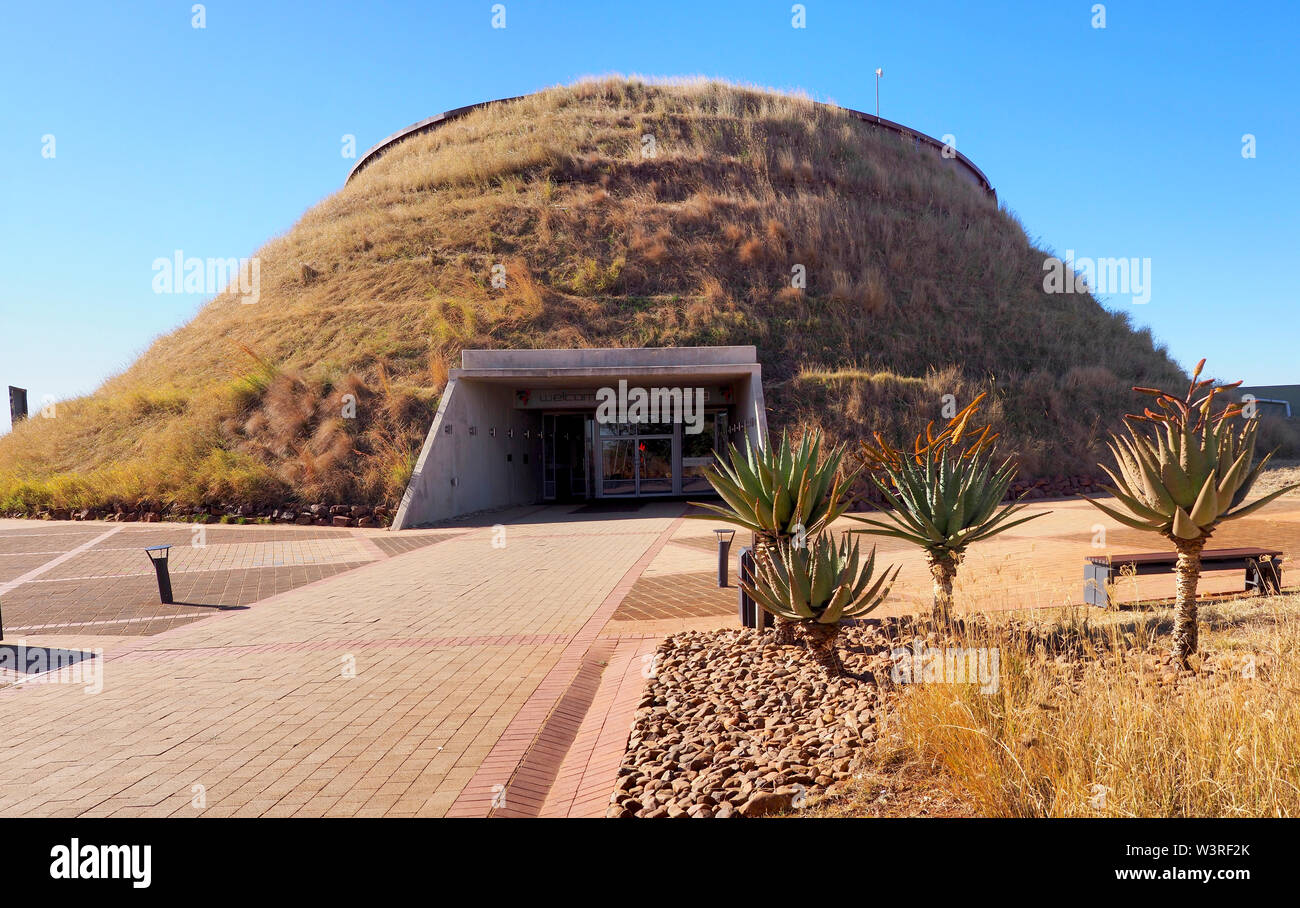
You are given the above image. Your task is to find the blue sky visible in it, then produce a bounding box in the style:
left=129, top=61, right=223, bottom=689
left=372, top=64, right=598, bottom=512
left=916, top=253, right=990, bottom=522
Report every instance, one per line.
left=1, top=0, right=1296, bottom=432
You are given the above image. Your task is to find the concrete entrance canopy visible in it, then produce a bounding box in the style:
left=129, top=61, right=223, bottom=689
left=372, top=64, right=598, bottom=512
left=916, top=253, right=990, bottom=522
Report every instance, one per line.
left=392, top=346, right=767, bottom=529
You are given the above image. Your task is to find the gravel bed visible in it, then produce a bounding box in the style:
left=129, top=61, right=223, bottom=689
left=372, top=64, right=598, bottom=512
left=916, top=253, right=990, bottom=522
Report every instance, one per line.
left=610, top=624, right=897, bottom=818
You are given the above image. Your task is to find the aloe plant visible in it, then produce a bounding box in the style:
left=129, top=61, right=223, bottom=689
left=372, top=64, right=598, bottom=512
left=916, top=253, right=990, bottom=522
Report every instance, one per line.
left=849, top=393, right=1044, bottom=624
left=742, top=534, right=899, bottom=675
left=1088, top=359, right=1299, bottom=663
left=689, top=429, right=858, bottom=540
left=691, top=429, right=859, bottom=644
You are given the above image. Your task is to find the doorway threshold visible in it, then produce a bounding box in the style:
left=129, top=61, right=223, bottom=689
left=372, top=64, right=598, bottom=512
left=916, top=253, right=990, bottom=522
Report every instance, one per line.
left=568, top=501, right=647, bottom=515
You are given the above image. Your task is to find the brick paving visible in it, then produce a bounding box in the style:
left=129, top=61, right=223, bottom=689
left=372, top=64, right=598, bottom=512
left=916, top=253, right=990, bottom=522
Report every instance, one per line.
left=0, top=521, right=448, bottom=636
left=538, top=635, right=660, bottom=818
left=0, top=506, right=685, bottom=817
left=611, top=567, right=733, bottom=621
left=446, top=509, right=683, bottom=817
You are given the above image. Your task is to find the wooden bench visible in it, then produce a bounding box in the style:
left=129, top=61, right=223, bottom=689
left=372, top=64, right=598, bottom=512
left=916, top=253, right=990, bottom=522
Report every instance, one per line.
left=1084, top=547, right=1283, bottom=607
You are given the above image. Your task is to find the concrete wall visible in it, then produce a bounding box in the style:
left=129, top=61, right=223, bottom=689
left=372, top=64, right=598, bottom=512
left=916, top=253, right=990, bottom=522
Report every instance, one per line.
left=346, top=97, right=996, bottom=202
left=734, top=370, right=769, bottom=450
left=392, top=346, right=768, bottom=529
left=461, top=346, right=760, bottom=370
left=393, top=379, right=541, bottom=529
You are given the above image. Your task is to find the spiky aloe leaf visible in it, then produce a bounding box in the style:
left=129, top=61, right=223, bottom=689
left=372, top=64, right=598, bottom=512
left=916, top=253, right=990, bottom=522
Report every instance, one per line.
left=1087, top=493, right=1166, bottom=532
left=853, top=443, right=1043, bottom=558
left=1171, top=506, right=1202, bottom=540
left=1097, top=367, right=1296, bottom=545
left=1219, top=482, right=1300, bottom=522
left=1188, top=473, right=1219, bottom=528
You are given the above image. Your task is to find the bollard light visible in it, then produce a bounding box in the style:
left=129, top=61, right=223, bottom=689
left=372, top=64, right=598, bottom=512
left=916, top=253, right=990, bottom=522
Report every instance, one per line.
left=145, top=545, right=174, bottom=604
left=713, top=529, right=736, bottom=587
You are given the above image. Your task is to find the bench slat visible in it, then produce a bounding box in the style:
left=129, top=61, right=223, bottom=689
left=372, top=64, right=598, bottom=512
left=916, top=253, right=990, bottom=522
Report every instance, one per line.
left=1087, top=547, right=1281, bottom=566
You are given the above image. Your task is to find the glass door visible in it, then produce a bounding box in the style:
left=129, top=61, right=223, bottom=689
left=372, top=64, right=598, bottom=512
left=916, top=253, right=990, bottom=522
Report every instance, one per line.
left=636, top=436, right=674, bottom=494
left=601, top=437, right=636, bottom=496
left=544, top=413, right=590, bottom=500
left=598, top=420, right=678, bottom=496
left=682, top=410, right=727, bottom=493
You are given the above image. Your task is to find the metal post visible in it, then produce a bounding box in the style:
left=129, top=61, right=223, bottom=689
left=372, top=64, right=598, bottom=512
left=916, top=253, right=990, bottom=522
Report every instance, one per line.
left=146, top=545, right=174, bottom=604
left=737, top=546, right=770, bottom=629
left=737, top=546, right=754, bottom=626
left=713, top=529, right=735, bottom=587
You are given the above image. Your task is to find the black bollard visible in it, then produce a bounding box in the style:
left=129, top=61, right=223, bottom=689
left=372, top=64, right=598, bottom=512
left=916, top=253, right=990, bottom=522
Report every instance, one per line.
left=145, top=545, right=174, bottom=604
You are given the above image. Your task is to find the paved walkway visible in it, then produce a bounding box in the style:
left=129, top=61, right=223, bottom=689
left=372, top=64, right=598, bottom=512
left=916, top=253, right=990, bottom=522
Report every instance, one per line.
left=0, top=504, right=683, bottom=817
left=0, top=521, right=452, bottom=636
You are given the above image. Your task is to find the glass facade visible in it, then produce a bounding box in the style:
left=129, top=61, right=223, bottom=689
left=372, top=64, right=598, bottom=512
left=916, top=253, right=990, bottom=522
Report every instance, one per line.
left=681, top=411, right=726, bottom=494
left=542, top=410, right=728, bottom=500
left=636, top=437, right=674, bottom=494
left=600, top=439, right=636, bottom=496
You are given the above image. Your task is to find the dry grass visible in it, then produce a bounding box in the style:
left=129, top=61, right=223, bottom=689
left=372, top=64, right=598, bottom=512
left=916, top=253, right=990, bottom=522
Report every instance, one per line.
left=0, top=76, right=1199, bottom=512
left=1256, top=458, right=1300, bottom=499
left=827, top=593, right=1300, bottom=817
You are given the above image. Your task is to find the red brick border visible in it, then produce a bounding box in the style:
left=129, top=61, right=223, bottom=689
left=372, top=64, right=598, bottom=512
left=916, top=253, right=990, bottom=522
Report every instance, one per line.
left=538, top=635, right=661, bottom=817
left=446, top=510, right=685, bottom=818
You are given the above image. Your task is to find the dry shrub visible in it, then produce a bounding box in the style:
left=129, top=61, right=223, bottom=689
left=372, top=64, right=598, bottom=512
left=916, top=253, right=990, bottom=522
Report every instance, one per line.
left=262, top=372, right=317, bottom=452
left=687, top=276, right=731, bottom=327
left=679, top=192, right=719, bottom=225
left=775, top=285, right=804, bottom=306
left=774, top=148, right=796, bottom=181
left=862, top=268, right=889, bottom=314
left=506, top=258, right=548, bottom=321
left=737, top=236, right=769, bottom=268
left=428, top=349, right=453, bottom=391
left=632, top=228, right=674, bottom=267
left=700, top=275, right=729, bottom=308
left=829, top=269, right=855, bottom=304
left=1062, top=364, right=1121, bottom=395
left=764, top=217, right=790, bottom=249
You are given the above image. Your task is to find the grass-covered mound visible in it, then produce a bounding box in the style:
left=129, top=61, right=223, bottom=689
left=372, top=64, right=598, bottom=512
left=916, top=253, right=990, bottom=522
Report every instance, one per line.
left=0, top=77, right=1191, bottom=516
